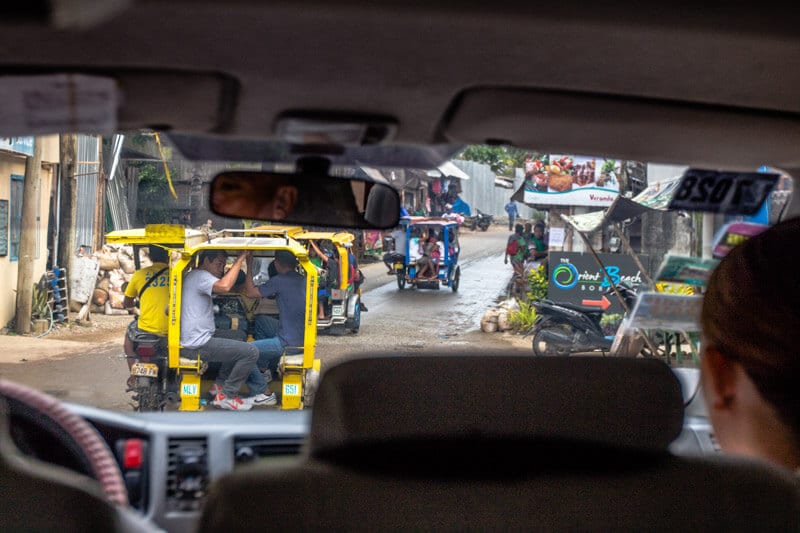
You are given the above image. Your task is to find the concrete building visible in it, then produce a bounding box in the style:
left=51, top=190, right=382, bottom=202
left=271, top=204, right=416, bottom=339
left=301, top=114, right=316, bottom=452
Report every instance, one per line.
left=0, top=136, right=60, bottom=328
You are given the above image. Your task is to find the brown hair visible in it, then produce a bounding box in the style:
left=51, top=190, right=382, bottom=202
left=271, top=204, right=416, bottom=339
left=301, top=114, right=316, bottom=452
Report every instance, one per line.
left=701, top=217, right=800, bottom=439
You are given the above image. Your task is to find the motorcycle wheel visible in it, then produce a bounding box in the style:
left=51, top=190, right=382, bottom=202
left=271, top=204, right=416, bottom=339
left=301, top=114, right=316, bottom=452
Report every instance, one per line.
left=134, top=377, right=162, bottom=412
left=478, top=221, right=490, bottom=231
left=348, top=302, right=361, bottom=333
left=532, top=320, right=575, bottom=357
left=451, top=266, right=460, bottom=292
left=397, top=272, right=406, bottom=289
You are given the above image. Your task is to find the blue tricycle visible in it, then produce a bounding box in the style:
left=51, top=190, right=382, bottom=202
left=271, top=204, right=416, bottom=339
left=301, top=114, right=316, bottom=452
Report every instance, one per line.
left=389, top=217, right=461, bottom=292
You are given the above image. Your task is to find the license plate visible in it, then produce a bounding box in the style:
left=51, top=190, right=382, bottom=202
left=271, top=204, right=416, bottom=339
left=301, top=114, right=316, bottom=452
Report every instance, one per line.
left=131, top=363, right=159, bottom=378
left=330, top=289, right=345, bottom=300
left=394, top=263, right=403, bottom=269
left=332, top=305, right=344, bottom=315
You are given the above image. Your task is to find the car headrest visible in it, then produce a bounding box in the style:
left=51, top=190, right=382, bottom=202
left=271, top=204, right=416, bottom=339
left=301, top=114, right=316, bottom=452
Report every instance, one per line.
left=309, top=355, right=684, bottom=456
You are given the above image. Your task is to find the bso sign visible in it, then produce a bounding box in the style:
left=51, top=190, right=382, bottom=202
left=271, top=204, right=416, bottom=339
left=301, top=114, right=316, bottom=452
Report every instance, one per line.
left=668, top=168, right=779, bottom=215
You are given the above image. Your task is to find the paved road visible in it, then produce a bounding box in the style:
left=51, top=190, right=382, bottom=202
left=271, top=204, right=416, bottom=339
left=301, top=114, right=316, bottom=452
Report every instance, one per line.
left=0, top=227, right=522, bottom=411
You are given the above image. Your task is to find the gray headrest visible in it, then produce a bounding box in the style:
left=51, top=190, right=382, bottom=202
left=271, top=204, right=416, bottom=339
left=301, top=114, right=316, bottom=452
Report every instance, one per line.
left=310, top=354, right=683, bottom=455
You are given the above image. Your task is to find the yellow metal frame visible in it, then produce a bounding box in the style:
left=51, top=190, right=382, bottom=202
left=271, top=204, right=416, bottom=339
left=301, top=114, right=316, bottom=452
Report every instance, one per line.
left=105, top=226, right=320, bottom=411
left=294, top=230, right=356, bottom=291
left=105, top=224, right=207, bottom=247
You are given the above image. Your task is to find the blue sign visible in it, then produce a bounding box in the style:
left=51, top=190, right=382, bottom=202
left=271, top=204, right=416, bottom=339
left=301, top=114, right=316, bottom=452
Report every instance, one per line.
left=0, top=137, right=34, bottom=156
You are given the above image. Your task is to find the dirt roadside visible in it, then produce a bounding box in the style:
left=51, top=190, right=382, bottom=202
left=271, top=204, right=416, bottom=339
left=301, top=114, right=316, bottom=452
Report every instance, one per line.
left=0, top=224, right=525, bottom=364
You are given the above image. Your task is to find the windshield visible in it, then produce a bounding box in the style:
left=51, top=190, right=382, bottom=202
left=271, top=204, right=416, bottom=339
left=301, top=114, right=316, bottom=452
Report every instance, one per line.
left=0, top=134, right=792, bottom=411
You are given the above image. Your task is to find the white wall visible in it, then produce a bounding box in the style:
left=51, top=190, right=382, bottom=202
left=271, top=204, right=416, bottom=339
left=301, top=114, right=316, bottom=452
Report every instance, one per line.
left=452, top=160, right=542, bottom=221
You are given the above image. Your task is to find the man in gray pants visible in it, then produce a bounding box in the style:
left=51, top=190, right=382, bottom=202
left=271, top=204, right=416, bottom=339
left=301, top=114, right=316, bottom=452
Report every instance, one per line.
left=180, top=249, right=267, bottom=411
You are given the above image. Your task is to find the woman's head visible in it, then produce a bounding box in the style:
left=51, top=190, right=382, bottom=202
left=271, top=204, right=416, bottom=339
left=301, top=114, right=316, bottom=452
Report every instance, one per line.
left=701, top=217, right=800, bottom=466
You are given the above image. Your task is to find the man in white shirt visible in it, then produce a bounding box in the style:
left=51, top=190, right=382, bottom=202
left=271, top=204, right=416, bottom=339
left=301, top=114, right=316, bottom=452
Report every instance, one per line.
left=181, top=250, right=272, bottom=411
left=382, top=226, right=407, bottom=275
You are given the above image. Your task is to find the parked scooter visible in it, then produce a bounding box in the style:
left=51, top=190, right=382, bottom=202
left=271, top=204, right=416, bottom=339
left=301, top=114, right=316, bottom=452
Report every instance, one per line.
left=463, top=209, right=493, bottom=231
left=475, top=209, right=493, bottom=231
left=529, top=283, right=639, bottom=356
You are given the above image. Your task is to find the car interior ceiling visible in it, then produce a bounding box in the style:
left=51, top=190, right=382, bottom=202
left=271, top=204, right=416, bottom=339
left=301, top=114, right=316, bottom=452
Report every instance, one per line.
left=2, top=3, right=800, bottom=167
left=3, top=2, right=800, bottom=532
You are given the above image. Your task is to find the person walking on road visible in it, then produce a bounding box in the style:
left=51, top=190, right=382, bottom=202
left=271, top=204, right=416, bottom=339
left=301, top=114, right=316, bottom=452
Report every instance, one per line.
left=504, top=224, right=528, bottom=275
left=505, top=200, right=519, bottom=231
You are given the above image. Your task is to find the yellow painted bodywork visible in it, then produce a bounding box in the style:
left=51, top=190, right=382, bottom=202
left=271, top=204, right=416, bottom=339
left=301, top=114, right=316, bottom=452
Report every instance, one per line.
left=294, top=230, right=356, bottom=291
left=105, top=227, right=320, bottom=411
left=105, top=224, right=207, bottom=247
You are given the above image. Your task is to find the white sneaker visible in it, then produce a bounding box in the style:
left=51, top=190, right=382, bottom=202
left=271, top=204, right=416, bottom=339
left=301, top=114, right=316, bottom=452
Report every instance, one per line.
left=212, top=393, right=253, bottom=411
left=248, top=392, right=277, bottom=406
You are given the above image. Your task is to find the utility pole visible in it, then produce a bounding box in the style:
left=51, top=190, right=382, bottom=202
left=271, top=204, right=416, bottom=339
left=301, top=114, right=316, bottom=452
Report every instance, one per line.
left=57, top=134, right=78, bottom=280
left=93, top=136, right=105, bottom=251
left=14, top=138, right=43, bottom=334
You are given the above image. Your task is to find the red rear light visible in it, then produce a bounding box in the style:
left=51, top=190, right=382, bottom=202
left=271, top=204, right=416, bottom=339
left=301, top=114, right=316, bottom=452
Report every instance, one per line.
left=123, top=439, right=144, bottom=469
left=136, top=345, right=156, bottom=357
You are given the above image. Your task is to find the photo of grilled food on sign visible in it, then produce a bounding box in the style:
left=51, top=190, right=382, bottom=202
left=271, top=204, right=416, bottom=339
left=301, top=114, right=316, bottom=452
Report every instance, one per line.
left=547, top=157, right=574, bottom=192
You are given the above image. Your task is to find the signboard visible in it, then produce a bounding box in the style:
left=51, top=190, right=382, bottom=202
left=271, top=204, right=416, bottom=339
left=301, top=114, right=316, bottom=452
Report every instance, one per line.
left=0, top=137, right=34, bottom=156
left=0, top=199, right=7, bottom=256
left=523, top=155, right=621, bottom=207
left=548, top=227, right=565, bottom=248
left=667, top=168, right=779, bottom=215
left=628, top=292, right=704, bottom=332
left=548, top=251, right=647, bottom=315
left=711, top=221, right=769, bottom=259
left=655, top=255, right=719, bottom=287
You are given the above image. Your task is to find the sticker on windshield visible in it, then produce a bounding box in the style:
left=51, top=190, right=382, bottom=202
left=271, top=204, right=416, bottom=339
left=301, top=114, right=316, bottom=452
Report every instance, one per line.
left=655, top=255, right=719, bottom=287
left=711, top=221, right=769, bottom=258
left=627, top=292, right=703, bottom=332
left=667, top=168, right=779, bottom=215
left=0, top=74, right=118, bottom=136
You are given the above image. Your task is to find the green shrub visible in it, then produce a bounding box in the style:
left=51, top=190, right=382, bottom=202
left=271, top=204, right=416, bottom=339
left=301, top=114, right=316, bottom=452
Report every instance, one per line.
left=600, top=313, right=623, bottom=336
left=508, top=302, right=537, bottom=332
left=526, top=265, right=548, bottom=302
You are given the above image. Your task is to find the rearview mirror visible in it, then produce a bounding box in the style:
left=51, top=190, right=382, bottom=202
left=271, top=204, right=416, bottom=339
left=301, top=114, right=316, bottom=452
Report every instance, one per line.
left=210, top=171, right=401, bottom=229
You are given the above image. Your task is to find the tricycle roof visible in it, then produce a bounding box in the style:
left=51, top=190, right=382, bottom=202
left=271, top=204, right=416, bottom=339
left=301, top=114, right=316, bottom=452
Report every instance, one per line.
left=186, top=236, right=309, bottom=257
left=403, top=217, right=459, bottom=228
left=105, top=224, right=206, bottom=246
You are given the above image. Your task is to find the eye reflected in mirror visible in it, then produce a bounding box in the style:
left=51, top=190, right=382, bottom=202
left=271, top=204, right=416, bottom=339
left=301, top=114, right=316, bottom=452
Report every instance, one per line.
left=210, top=171, right=400, bottom=229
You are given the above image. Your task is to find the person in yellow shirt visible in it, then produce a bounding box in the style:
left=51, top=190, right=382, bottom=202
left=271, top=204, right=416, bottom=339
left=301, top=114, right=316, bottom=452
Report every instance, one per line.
left=122, top=246, right=170, bottom=366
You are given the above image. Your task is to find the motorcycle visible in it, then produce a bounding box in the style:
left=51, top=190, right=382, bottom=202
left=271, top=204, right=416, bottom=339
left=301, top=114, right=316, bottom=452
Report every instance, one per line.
left=463, top=209, right=493, bottom=231
left=127, top=332, right=172, bottom=412
left=529, top=283, right=640, bottom=357
left=475, top=209, right=493, bottom=231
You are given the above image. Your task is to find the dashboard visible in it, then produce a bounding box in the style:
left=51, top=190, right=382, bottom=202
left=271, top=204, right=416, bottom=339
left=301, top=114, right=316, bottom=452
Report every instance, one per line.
left=19, top=366, right=714, bottom=533
left=66, top=405, right=309, bottom=533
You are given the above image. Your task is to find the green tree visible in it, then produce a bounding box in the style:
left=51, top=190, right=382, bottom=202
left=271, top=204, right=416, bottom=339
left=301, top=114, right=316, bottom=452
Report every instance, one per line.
left=457, top=145, right=538, bottom=177
left=132, top=161, right=178, bottom=224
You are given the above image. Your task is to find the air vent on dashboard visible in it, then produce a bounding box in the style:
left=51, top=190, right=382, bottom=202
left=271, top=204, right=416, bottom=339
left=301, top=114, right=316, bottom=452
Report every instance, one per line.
left=166, top=437, right=208, bottom=512
left=233, top=437, right=304, bottom=466
left=708, top=432, right=722, bottom=452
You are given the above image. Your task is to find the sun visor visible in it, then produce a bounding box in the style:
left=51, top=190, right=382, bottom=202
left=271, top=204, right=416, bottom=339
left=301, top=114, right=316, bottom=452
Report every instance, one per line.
left=0, top=70, right=237, bottom=134
left=442, top=88, right=800, bottom=169
left=115, top=71, right=237, bottom=132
